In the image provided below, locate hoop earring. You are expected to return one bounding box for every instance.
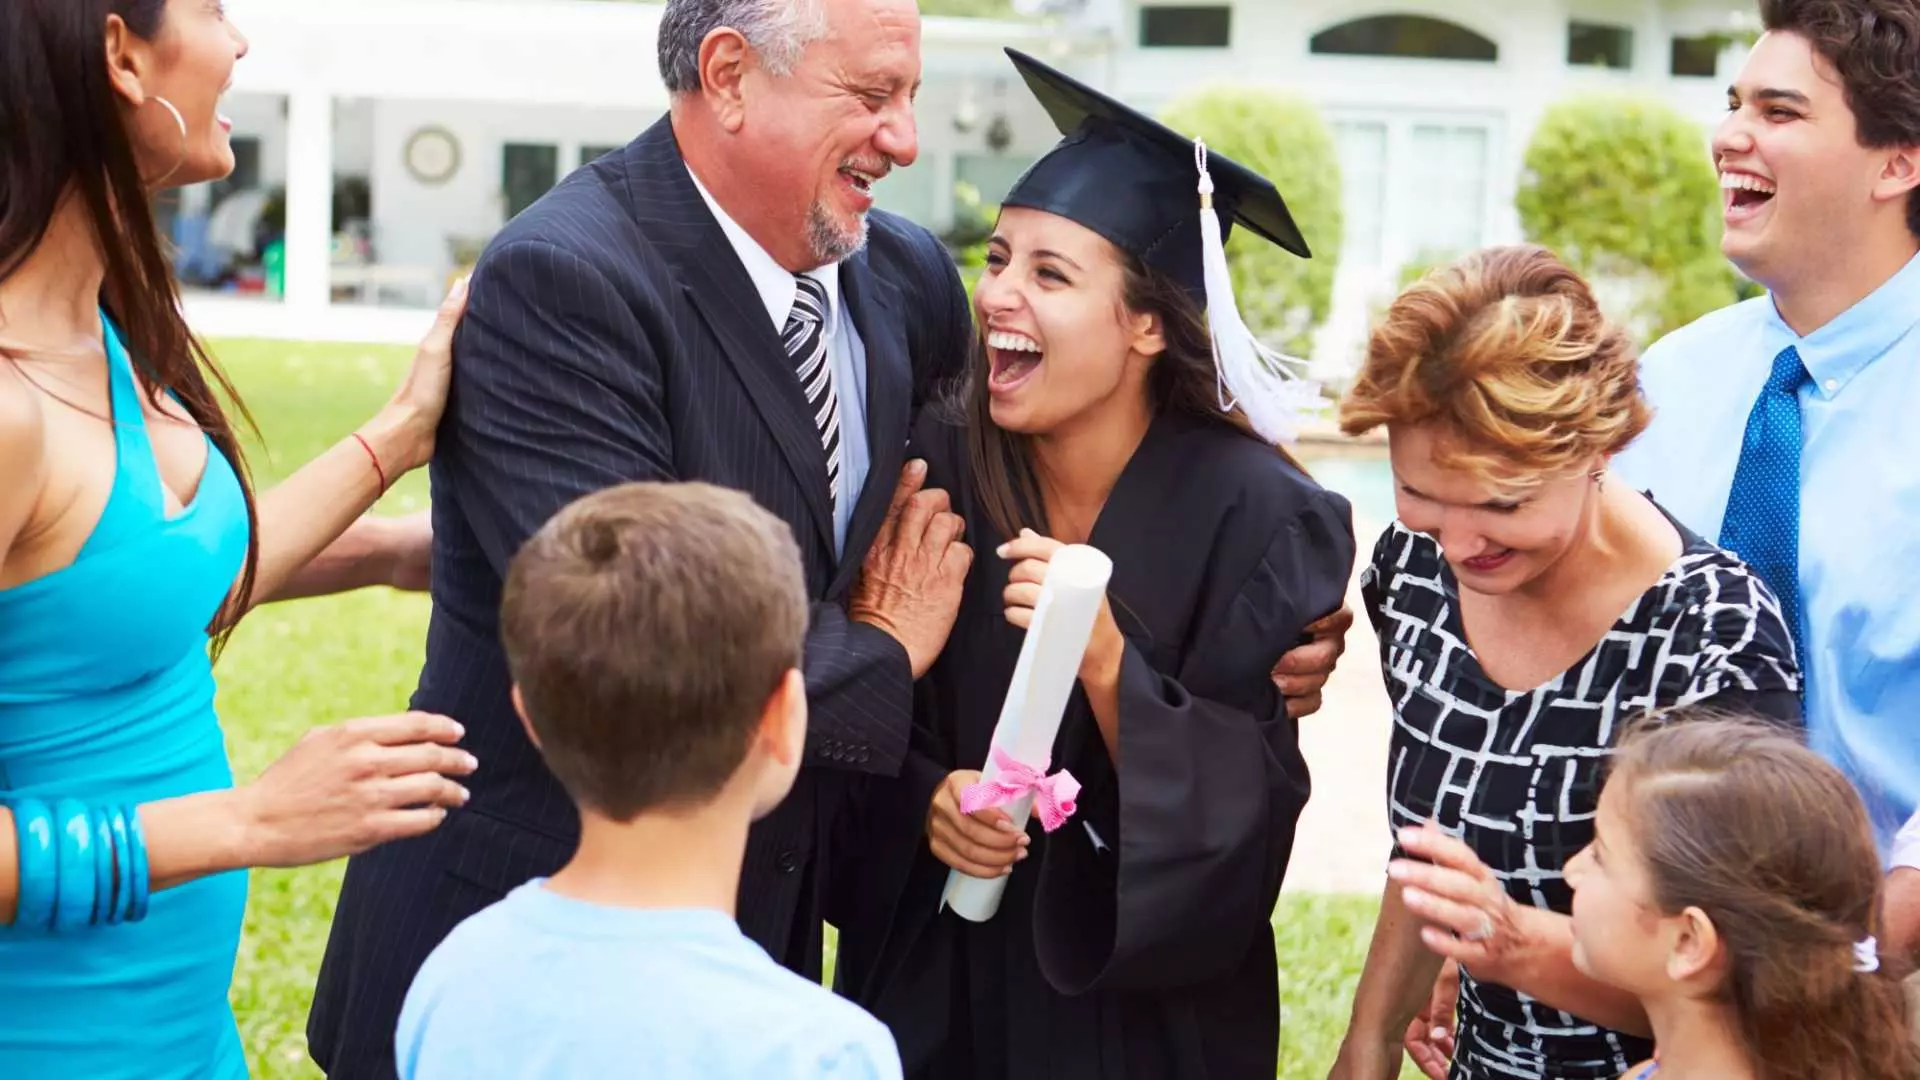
[147,95,189,189]
[1590,469,1606,492]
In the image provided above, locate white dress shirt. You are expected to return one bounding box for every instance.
[686,165,871,558]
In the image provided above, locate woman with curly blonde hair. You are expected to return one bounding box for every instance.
[1327,246,1803,1080]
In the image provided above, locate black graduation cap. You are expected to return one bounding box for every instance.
[998,47,1311,303]
[995,48,1324,447]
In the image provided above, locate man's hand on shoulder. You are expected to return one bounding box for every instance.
[849,459,971,679]
[1273,602,1354,720]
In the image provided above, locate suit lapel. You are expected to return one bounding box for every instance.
[831,249,912,596]
[621,119,836,553]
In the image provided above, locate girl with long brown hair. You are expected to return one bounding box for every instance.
[1,2,475,1076]
[833,50,1355,1078]
[1565,712,1919,1080]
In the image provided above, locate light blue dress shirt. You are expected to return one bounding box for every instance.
[395,882,903,1079]
[1613,252,1920,857]
[687,168,870,557]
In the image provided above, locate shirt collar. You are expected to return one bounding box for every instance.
[1763,249,1920,397]
[685,163,841,336]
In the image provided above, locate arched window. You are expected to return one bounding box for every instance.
[1309,14,1499,62]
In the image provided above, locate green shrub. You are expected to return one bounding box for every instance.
[1516,93,1740,340]
[1159,86,1344,359]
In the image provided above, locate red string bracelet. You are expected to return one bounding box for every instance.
[351,433,388,492]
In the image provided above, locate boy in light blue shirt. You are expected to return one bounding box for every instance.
[394,482,902,1080]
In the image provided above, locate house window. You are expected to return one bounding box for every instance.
[1140,5,1232,48]
[1309,15,1498,62]
[1670,35,1721,77]
[1568,21,1634,69]
[579,144,623,167]
[1405,124,1489,260]
[1333,121,1388,266]
[502,142,558,221]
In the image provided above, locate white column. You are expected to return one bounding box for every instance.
[283,88,334,314]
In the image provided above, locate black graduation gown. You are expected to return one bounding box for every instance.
[831,408,1357,1080]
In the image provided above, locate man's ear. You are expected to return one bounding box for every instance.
[1875,145,1920,204]
[511,685,541,751]
[696,29,754,133]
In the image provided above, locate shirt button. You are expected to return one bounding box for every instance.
[777,849,800,874]
[1824,378,1838,393]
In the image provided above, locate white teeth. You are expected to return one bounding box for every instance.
[987,331,1042,353]
[1720,172,1776,194]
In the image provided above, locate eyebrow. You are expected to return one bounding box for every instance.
[1395,480,1516,509]
[1032,248,1084,272]
[1728,86,1813,107]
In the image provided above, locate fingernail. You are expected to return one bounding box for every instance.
[1432,1028,1448,1041]
[995,819,1017,833]
[457,785,471,803]
[909,459,926,476]
[450,721,466,739]
[1403,886,1427,906]
[995,543,1009,558]
[1016,849,1028,861]
[462,753,479,771]
[1386,862,1408,880]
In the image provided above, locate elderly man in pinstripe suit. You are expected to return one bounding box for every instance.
[306,1,974,1075]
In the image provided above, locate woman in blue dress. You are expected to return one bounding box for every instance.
[0,2,478,1076]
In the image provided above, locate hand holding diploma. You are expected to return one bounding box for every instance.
[940,533,1115,922]
[1000,530,1124,692]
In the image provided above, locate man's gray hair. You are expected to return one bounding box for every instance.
[657,0,829,95]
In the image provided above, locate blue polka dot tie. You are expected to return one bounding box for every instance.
[1717,345,1809,666]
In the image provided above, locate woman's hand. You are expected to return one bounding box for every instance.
[998,529,1122,691]
[1403,960,1459,1080]
[360,277,468,477]
[926,769,1028,878]
[1390,823,1531,985]
[234,712,476,869]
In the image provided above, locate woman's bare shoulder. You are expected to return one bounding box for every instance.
[0,364,49,550]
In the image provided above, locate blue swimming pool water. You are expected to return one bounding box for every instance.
[1301,452,1397,527]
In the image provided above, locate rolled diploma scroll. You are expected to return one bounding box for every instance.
[941,543,1115,923]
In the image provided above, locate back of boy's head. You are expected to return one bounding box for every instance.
[1610,711,1920,1080]
[499,482,809,821]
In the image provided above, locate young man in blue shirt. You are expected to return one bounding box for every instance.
[1612,0,1920,855]
[394,482,902,1079]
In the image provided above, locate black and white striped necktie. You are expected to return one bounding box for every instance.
[781,274,842,512]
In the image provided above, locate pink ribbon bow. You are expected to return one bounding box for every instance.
[959,747,1081,833]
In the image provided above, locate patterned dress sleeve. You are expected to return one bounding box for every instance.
[1675,553,1804,726]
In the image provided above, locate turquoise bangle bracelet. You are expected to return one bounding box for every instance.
[51,799,94,933]
[124,805,149,923]
[106,806,132,926]
[90,805,116,926]
[9,797,56,932]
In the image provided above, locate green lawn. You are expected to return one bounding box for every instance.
[207,337,1407,1079]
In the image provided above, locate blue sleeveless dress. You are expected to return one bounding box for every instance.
[0,314,252,1078]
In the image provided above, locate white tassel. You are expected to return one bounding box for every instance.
[1193,139,1324,446]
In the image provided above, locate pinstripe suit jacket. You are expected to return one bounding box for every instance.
[306,117,972,1078]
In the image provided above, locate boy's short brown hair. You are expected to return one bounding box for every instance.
[500,482,809,820]
[1761,0,1920,239]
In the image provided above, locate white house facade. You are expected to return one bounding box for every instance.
[187,0,1756,369]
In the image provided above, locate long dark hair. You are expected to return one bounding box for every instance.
[1611,713,1920,1080]
[962,246,1304,542]
[1,0,260,646]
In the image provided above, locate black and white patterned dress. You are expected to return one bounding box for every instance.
[1361,515,1800,1080]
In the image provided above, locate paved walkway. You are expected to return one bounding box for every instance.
[1282,512,1396,896]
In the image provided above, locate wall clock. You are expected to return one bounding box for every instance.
[404,126,460,185]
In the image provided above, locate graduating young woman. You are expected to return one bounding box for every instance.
[832,49,1357,1079]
